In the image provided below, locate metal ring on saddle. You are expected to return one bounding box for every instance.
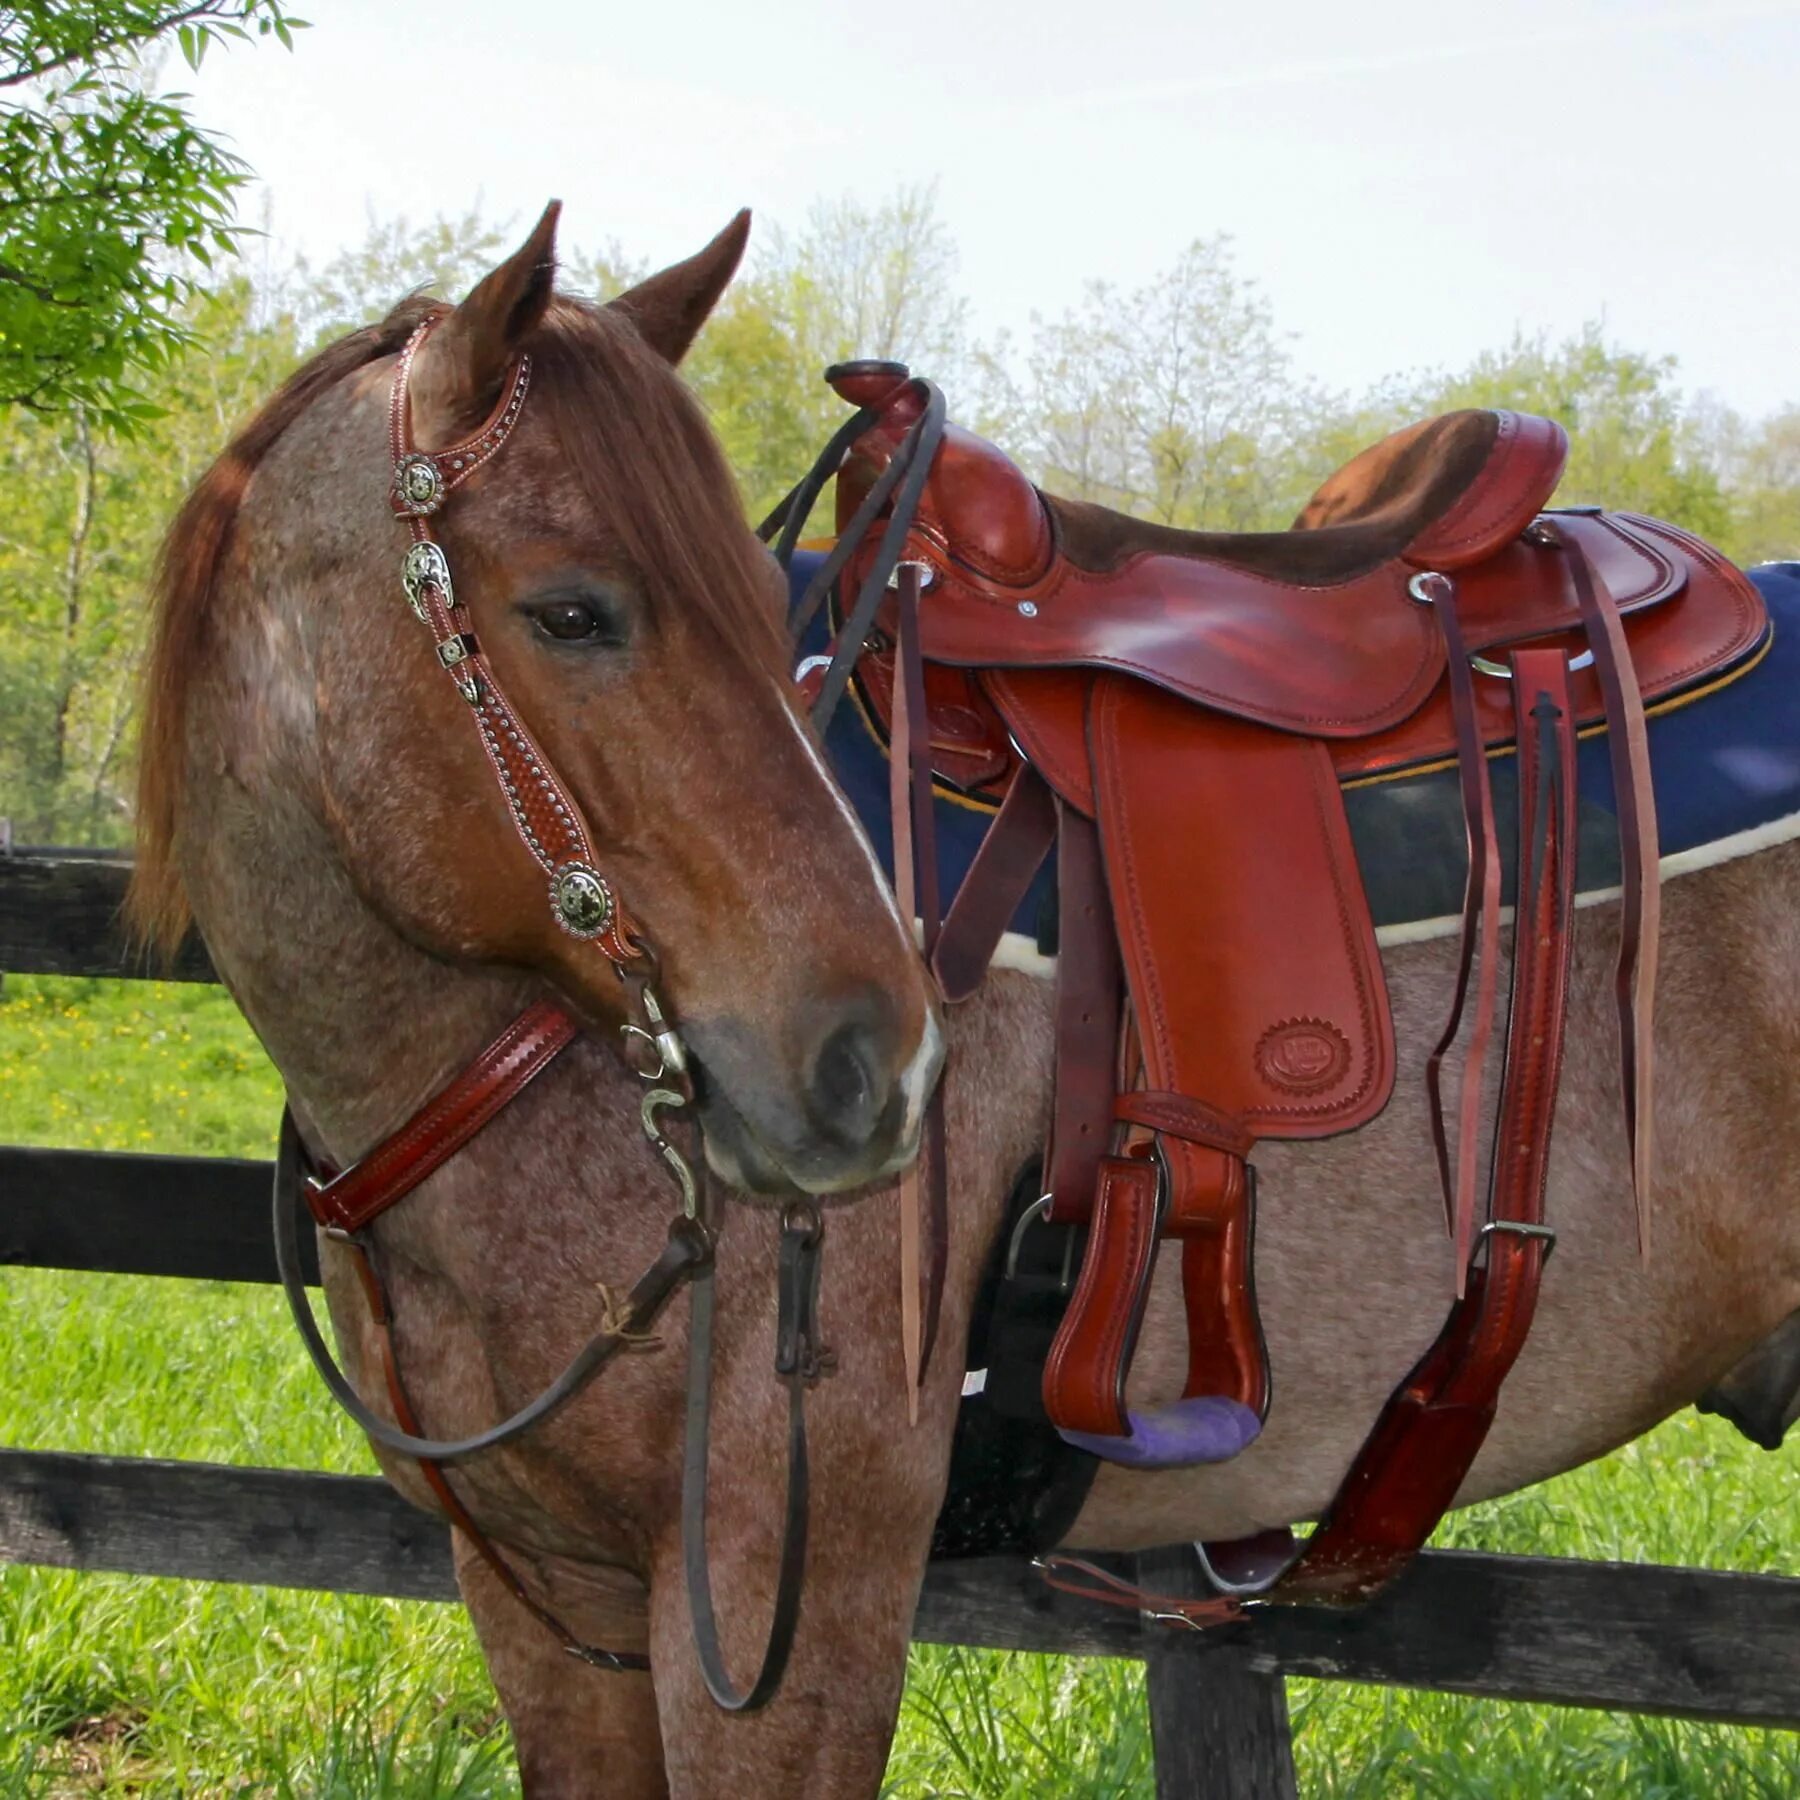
[1407,572,1597,677]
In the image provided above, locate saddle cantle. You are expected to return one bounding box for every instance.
[785,361,1769,1610]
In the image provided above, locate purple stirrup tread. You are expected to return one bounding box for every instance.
[1058,1396,1263,1469]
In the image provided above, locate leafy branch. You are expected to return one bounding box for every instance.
[0,0,305,429]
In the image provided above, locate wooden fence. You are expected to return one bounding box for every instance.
[3,848,1798,1799]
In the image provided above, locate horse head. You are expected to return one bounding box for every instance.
[131,203,940,1197]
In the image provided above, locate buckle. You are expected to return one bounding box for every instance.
[1476,1218,1558,1264]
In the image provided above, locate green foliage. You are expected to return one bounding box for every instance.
[294,208,514,344]
[0,276,300,841]
[1701,402,1800,566]
[0,1,304,431]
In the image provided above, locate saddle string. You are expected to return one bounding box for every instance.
[1560,528,1659,1253]
[768,376,955,1399]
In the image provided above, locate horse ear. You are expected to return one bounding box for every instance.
[608,210,750,365]
[408,201,561,448]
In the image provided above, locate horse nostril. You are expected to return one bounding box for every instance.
[808,1019,887,1151]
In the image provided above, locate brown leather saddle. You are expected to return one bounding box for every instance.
[781,360,1768,1607]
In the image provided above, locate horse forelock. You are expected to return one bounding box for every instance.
[527,296,787,665]
[128,288,780,958]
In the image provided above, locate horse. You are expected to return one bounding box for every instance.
[130,205,1800,1796]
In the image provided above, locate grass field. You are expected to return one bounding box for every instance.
[1,973,1796,1796]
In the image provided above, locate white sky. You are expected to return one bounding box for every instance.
[180,0,1800,417]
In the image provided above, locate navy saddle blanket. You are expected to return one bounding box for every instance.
[794,552,1800,946]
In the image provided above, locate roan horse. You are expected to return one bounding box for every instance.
[130,207,1800,1795]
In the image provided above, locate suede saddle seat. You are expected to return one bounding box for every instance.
[820,363,1768,1475]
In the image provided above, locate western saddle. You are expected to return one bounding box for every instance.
[769,361,1768,1615]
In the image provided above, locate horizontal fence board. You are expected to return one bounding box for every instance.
[5,1451,1794,1726]
[0,1449,454,1602]
[1227,1551,1800,1729]
[0,1147,314,1285]
[0,854,215,983]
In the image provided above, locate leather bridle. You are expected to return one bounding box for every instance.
[275,313,829,1705]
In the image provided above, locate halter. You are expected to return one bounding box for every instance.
[275,313,826,1706]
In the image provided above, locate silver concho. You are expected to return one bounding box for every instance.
[551,863,613,939]
[392,453,446,517]
[401,540,455,618]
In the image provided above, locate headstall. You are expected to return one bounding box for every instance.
[274,313,827,1707]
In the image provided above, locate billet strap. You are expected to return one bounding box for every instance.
[932,765,1057,1002]
[1562,530,1659,1252]
[681,1207,828,1711]
[306,1000,578,1235]
[1414,570,1505,1290]
[1042,806,1124,1228]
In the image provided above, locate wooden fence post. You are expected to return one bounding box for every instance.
[1138,1546,1299,1800]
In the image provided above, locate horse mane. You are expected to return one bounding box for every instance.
[129,287,782,957]
[128,296,439,953]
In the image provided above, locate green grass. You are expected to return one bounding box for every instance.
[2,973,1796,1796]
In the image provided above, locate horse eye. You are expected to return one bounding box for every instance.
[524,594,627,647]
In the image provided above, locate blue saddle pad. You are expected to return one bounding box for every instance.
[794,553,1799,948]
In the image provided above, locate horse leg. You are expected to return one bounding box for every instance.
[644,1525,920,1800]
[452,1531,669,1799]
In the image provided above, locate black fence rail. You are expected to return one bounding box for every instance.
[4,853,1799,1799]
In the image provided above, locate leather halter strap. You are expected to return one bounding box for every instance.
[307,999,578,1235]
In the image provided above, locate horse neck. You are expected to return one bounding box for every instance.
[175,578,533,1169]
[201,799,531,1164]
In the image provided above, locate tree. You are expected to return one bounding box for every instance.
[1696,402,1800,566]
[0,1,302,432]
[683,185,979,521]
[0,274,301,841]
[1013,238,1324,530]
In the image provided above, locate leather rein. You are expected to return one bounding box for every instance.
[274,314,827,1707]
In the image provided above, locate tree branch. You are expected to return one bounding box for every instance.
[0,5,229,92]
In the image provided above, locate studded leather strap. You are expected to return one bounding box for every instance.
[386,317,644,966]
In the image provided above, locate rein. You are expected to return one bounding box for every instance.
[274,315,827,1706]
